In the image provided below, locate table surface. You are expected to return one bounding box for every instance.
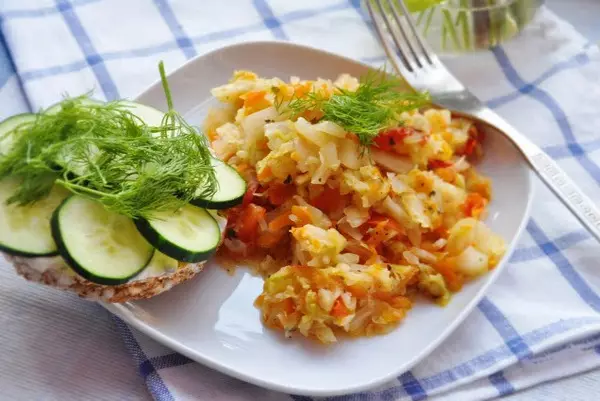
[2,2,599,400]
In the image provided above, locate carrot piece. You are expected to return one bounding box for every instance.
[366,220,396,248]
[282,298,296,314]
[235,163,250,174]
[236,204,267,242]
[331,298,350,318]
[463,193,487,218]
[435,167,456,183]
[290,206,313,227]
[433,225,448,238]
[293,82,312,98]
[256,138,269,150]
[243,90,269,115]
[258,229,286,248]
[268,212,293,231]
[257,165,273,182]
[344,240,377,264]
[434,258,464,292]
[207,128,218,142]
[347,285,368,298]
[301,109,324,122]
[391,296,412,309]
[367,213,404,234]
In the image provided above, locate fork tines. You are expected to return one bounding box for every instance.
[366,0,437,74]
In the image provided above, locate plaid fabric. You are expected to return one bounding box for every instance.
[1,1,600,400]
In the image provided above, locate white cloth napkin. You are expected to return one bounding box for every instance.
[1,1,600,400]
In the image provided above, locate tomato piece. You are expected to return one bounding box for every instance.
[267,183,296,206]
[310,185,345,214]
[242,181,259,207]
[236,204,267,242]
[373,127,412,152]
[463,192,487,218]
[464,137,477,156]
[428,159,453,169]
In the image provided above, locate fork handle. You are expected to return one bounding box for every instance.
[528,151,600,242]
[478,109,600,243]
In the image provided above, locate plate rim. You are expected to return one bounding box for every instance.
[103,40,536,396]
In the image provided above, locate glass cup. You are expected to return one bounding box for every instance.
[365,0,544,54]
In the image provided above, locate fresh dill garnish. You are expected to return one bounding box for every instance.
[286,70,430,146]
[0,61,217,219]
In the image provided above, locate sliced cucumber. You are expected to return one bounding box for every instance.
[0,113,36,156]
[135,204,221,263]
[51,196,154,285]
[137,250,180,280]
[190,158,247,209]
[0,179,68,257]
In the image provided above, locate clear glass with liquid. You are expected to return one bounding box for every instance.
[366,0,543,54]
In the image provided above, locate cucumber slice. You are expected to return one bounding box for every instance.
[120,101,165,127]
[190,158,247,209]
[137,250,180,279]
[51,196,154,285]
[0,179,69,257]
[135,204,221,263]
[0,113,36,156]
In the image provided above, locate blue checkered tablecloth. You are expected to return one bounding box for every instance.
[1,1,600,400]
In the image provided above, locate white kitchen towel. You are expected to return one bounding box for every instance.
[1,1,600,400]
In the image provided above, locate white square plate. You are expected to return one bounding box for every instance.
[103,41,534,396]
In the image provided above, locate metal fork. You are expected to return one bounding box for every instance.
[366,0,600,242]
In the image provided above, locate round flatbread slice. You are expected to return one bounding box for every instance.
[4,212,227,303]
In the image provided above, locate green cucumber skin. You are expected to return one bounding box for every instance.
[134,218,217,263]
[0,113,36,129]
[50,196,153,285]
[0,243,58,258]
[188,194,244,210]
[189,159,247,210]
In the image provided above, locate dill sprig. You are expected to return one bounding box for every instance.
[0,62,217,219]
[286,70,430,146]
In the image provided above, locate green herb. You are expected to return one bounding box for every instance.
[0,61,216,219]
[286,70,430,146]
